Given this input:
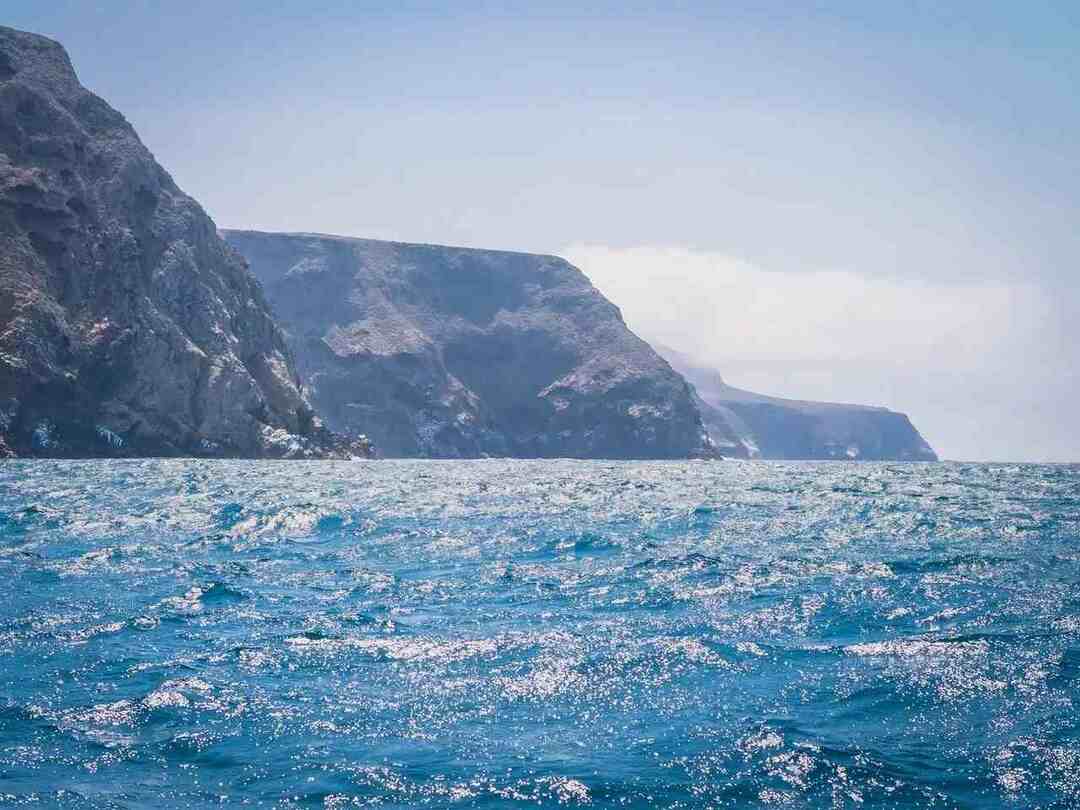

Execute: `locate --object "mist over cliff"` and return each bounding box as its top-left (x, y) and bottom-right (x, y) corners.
top-left (657, 345), bottom-right (937, 462)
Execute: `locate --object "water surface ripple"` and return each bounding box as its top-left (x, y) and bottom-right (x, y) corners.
top-left (1, 460), bottom-right (1079, 808)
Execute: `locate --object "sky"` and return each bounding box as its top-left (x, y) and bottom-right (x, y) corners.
top-left (7, 1), bottom-right (1079, 461)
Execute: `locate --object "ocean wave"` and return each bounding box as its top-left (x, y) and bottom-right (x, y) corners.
top-left (1, 459), bottom-right (1078, 807)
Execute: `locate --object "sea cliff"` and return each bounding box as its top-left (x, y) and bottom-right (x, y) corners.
top-left (226, 230), bottom-right (718, 459)
top-left (0, 27), bottom-right (367, 458)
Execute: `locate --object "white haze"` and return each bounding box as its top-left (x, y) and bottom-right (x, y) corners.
top-left (565, 244), bottom-right (1064, 462)
top-left (11, 3), bottom-right (1077, 461)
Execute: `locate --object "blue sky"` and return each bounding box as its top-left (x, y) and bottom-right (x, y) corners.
top-left (7, 1), bottom-right (1079, 460)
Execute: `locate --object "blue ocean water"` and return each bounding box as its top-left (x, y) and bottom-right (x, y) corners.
top-left (1, 460), bottom-right (1079, 809)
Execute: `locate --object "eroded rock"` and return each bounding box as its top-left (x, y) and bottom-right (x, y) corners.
top-left (226, 231), bottom-right (719, 459)
top-left (0, 27), bottom-right (369, 458)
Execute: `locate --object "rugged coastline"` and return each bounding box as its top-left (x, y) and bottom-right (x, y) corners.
top-left (0, 24), bottom-right (936, 462)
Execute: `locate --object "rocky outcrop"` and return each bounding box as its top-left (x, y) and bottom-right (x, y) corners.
top-left (657, 345), bottom-right (938, 461)
top-left (225, 230), bottom-right (718, 459)
top-left (0, 26), bottom-right (369, 458)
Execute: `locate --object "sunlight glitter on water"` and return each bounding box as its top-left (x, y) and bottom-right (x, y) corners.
top-left (1, 459), bottom-right (1079, 807)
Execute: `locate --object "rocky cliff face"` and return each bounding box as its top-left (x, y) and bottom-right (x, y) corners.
top-left (225, 230), bottom-right (717, 459)
top-left (657, 346), bottom-right (938, 461)
top-left (0, 27), bottom-right (367, 458)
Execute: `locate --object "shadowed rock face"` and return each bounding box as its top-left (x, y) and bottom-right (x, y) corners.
top-left (657, 346), bottom-right (938, 461)
top-left (0, 27), bottom-right (368, 458)
top-left (225, 230), bottom-right (719, 459)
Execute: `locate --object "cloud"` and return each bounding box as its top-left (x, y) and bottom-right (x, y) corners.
top-left (563, 244), bottom-right (1060, 461)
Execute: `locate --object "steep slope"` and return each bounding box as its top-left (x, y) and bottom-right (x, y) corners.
top-left (657, 345), bottom-right (938, 461)
top-left (0, 27), bottom-right (366, 458)
top-left (225, 230), bottom-right (722, 459)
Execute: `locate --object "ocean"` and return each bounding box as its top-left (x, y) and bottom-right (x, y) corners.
top-left (1, 459), bottom-right (1078, 808)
